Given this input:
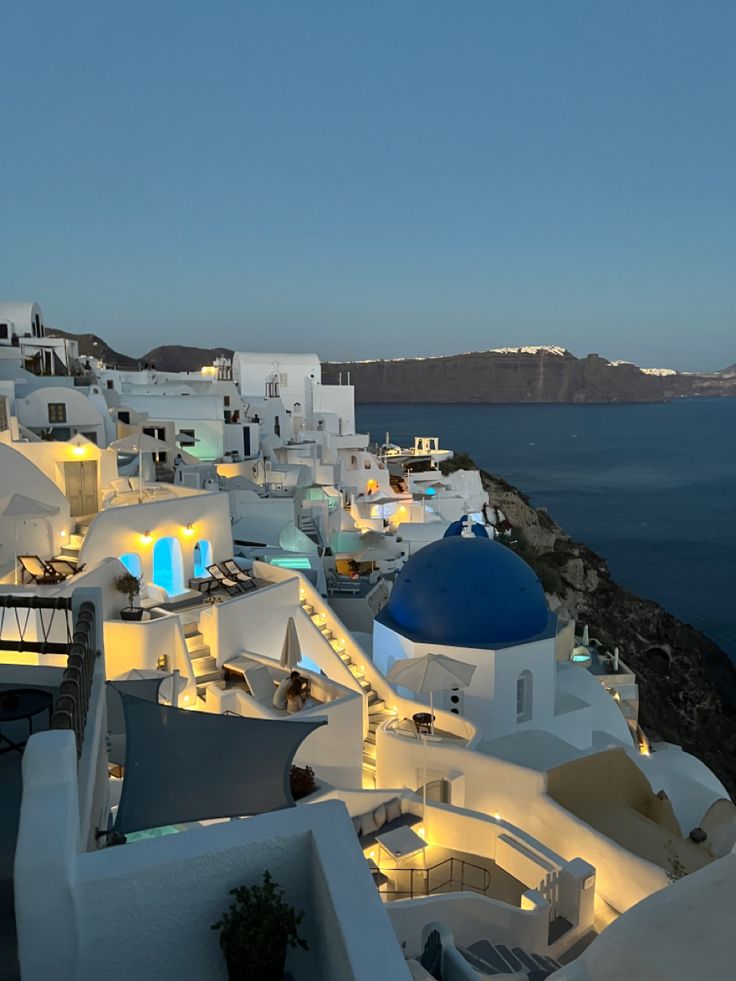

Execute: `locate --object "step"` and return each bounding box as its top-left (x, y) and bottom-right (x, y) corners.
top-left (185, 632), bottom-right (205, 651)
top-left (191, 654), bottom-right (217, 677)
top-left (365, 731), bottom-right (376, 746)
top-left (75, 522), bottom-right (91, 536)
top-left (183, 621), bottom-right (201, 637)
top-left (363, 742), bottom-right (376, 761)
top-left (362, 753), bottom-right (376, 770)
top-left (338, 652), bottom-right (352, 663)
top-left (69, 533), bottom-right (85, 549)
top-left (368, 698), bottom-right (387, 713)
top-left (61, 544), bottom-right (81, 559)
top-left (348, 664), bottom-right (364, 679)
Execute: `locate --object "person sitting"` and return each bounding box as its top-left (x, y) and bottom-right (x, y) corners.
top-left (273, 670), bottom-right (300, 710)
top-left (286, 674), bottom-right (310, 715)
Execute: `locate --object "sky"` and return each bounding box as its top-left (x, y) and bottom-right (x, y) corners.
top-left (1, 1), bottom-right (734, 370)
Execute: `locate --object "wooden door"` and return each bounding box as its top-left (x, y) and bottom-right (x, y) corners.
top-left (64, 461), bottom-right (98, 517)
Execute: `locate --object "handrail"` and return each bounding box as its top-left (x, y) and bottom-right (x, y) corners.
top-left (50, 600), bottom-right (98, 759)
top-left (380, 857), bottom-right (491, 899)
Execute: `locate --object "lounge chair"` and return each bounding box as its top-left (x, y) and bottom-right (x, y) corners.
top-left (17, 555), bottom-right (64, 585)
top-left (47, 559), bottom-right (85, 579)
top-left (326, 570), bottom-right (361, 595)
top-left (220, 560), bottom-right (257, 592)
top-left (206, 565), bottom-right (244, 595)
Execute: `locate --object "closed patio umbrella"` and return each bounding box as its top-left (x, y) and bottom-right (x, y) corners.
top-left (280, 616), bottom-right (301, 670)
top-left (387, 653), bottom-right (476, 818)
top-left (110, 433), bottom-right (170, 501)
top-left (0, 494), bottom-right (60, 584)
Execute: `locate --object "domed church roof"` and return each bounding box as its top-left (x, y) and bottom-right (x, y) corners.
top-left (376, 535), bottom-right (552, 649)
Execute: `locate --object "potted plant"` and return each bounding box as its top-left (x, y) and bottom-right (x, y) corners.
top-left (212, 871), bottom-right (308, 980)
top-left (114, 572), bottom-right (143, 621)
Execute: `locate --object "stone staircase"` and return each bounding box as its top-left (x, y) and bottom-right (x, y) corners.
top-left (58, 517), bottom-right (92, 564)
top-left (182, 618), bottom-right (221, 694)
top-left (298, 513), bottom-right (320, 543)
top-left (300, 596), bottom-right (391, 788)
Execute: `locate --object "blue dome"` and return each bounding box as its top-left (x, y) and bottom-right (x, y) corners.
top-left (444, 518), bottom-right (489, 539)
top-left (377, 535), bottom-right (551, 648)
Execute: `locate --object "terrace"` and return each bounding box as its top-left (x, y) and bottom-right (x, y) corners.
top-left (0, 593), bottom-right (103, 981)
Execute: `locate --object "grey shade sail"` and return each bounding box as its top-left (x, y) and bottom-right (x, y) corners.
top-left (106, 679), bottom-right (165, 766)
top-left (112, 691), bottom-right (326, 834)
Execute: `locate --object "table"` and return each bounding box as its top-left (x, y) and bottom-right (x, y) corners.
top-left (0, 688), bottom-right (54, 754)
top-left (412, 712), bottom-right (435, 735)
top-left (376, 825), bottom-right (427, 862)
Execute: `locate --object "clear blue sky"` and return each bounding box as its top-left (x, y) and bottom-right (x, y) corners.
top-left (1, 1), bottom-right (733, 369)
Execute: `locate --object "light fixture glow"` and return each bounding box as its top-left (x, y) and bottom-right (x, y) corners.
top-left (140, 531), bottom-right (153, 544)
top-left (183, 523), bottom-right (194, 536)
top-left (60, 530), bottom-right (67, 538)
top-left (73, 444), bottom-right (85, 456)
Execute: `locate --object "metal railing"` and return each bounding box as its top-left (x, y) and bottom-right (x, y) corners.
top-left (50, 601), bottom-right (98, 758)
top-left (380, 856), bottom-right (491, 899)
top-left (0, 595), bottom-right (73, 655)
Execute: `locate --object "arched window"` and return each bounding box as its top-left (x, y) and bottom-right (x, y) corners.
top-left (516, 670), bottom-right (533, 723)
top-left (152, 537), bottom-right (185, 596)
top-left (193, 539), bottom-right (212, 579)
top-left (119, 553), bottom-right (142, 578)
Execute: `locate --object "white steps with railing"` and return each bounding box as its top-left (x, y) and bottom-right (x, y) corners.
top-left (300, 594), bottom-right (390, 787)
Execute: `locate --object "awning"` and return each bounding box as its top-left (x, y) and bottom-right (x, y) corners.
top-left (112, 691), bottom-right (326, 834)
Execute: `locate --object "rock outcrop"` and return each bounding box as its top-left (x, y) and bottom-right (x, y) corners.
top-left (481, 467), bottom-right (736, 797)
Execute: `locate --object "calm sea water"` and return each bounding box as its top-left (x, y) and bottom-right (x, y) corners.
top-left (356, 399), bottom-right (736, 659)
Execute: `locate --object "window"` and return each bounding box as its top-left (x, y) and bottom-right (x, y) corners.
top-left (224, 395), bottom-right (230, 406)
top-left (48, 402), bottom-right (67, 423)
top-left (516, 670), bottom-right (533, 722)
top-left (279, 372), bottom-right (288, 387)
top-left (117, 410), bottom-right (130, 424)
top-left (0, 324), bottom-right (8, 340)
top-left (106, 379), bottom-right (114, 389)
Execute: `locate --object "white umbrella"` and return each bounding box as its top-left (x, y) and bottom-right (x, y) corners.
top-left (0, 494), bottom-right (60, 584)
top-left (112, 668), bottom-right (187, 706)
top-left (387, 653), bottom-right (476, 818)
top-left (111, 433), bottom-right (170, 501)
top-left (280, 616), bottom-right (301, 670)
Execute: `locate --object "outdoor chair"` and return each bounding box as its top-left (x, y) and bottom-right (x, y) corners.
top-left (220, 560), bottom-right (257, 592)
top-left (47, 559), bottom-right (85, 579)
top-left (17, 555), bottom-right (64, 585)
top-left (206, 565), bottom-right (244, 595)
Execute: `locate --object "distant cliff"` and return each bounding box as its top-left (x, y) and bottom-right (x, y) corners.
top-left (48, 330), bottom-right (735, 402)
top-left (478, 463), bottom-right (736, 796)
top-left (323, 348), bottom-right (736, 403)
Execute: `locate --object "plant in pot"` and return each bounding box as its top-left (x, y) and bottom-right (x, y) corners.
top-left (114, 572), bottom-right (143, 621)
top-left (212, 870), bottom-right (308, 980)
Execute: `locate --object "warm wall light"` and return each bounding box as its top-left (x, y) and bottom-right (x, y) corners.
top-left (183, 523), bottom-right (194, 536)
top-left (140, 531), bottom-right (153, 544)
top-left (60, 530), bottom-right (67, 538)
top-left (73, 444), bottom-right (85, 456)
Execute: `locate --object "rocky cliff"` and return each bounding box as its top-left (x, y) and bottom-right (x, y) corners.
top-left (475, 462), bottom-right (736, 796)
top-left (323, 348), bottom-right (736, 403)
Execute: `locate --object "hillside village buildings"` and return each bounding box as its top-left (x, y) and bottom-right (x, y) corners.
top-left (0, 301), bottom-right (734, 980)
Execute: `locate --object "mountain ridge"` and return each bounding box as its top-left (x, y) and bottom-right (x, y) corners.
top-left (47, 327), bottom-right (735, 402)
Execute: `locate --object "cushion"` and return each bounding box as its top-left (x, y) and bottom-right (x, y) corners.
top-left (243, 665), bottom-right (275, 704)
top-left (352, 815), bottom-right (363, 836)
top-left (385, 798), bottom-right (402, 822)
top-left (360, 810), bottom-right (379, 836)
top-left (372, 804), bottom-right (387, 830)
top-left (111, 478), bottom-right (130, 494)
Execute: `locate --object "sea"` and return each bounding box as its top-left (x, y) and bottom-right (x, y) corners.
top-left (356, 398), bottom-right (736, 661)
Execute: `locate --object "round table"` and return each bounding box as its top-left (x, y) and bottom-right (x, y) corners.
top-left (0, 688), bottom-right (54, 754)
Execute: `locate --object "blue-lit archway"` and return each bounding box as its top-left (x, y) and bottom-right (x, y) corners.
top-left (193, 539), bottom-right (212, 579)
top-left (152, 536), bottom-right (185, 596)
